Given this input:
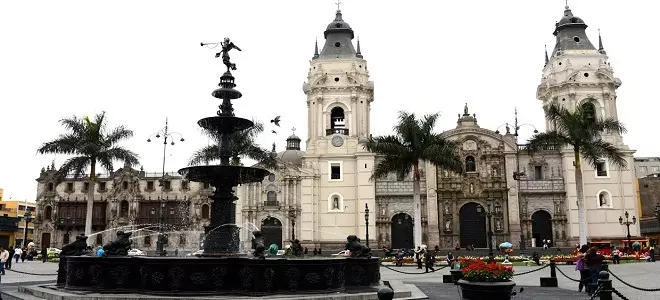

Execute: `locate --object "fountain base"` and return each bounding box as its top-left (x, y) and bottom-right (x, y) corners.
top-left (56, 256), bottom-right (380, 296)
top-left (202, 224), bottom-right (241, 255)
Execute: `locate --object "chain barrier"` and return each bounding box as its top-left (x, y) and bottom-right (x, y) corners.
top-left (607, 270), bottom-right (660, 292)
top-left (588, 285), bottom-right (602, 300)
top-left (7, 268), bottom-right (58, 276)
top-left (381, 264), bottom-right (449, 275)
top-left (512, 264), bottom-right (549, 276)
top-left (611, 287), bottom-right (631, 300)
top-left (554, 266), bottom-right (598, 283)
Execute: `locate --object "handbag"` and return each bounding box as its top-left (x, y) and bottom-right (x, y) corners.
top-left (575, 257), bottom-right (585, 270)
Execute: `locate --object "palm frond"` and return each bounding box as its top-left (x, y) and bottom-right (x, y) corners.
top-left (189, 145), bottom-right (221, 166)
top-left (580, 139), bottom-right (627, 169)
top-left (56, 156), bottom-right (92, 180)
top-left (362, 135), bottom-right (408, 157)
top-left (37, 133), bottom-right (80, 155)
top-left (372, 156), bottom-right (411, 181)
top-left (526, 131), bottom-right (571, 152)
top-left (104, 126), bottom-right (135, 146)
top-left (422, 136), bottom-right (463, 174)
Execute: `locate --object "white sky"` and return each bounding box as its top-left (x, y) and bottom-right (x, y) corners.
top-left (0, 0), bottom-right (657, 201)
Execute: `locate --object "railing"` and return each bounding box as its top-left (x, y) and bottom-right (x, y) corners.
top-left (263, 201), bottom-right (279, 207)
top-left (56, 217), bottom-right (106, 227)
top-left (517, 144), bottom-right (560, 151)
top-left (597, 170), bottom-right (608, 177)
top-left (518, 179), bottom-right (565, 193)
top-left (326, 128), bottom-right (349, 136)
top-left (136, 217), bottom-right (190, 227)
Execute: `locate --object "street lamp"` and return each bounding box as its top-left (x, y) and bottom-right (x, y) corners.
top-left (485, 199), bottom-right (494, 263)
top-left (148, 118), bottom-right (184, 257)
top-left (495, 108), bottom-right (538, 255)
top-left (288, 209), bottom-right (297, 241)
top-left (23, 208), bottom-right (33, 248)
top-left (365, 203), bottom-right (370, 248)
top-left (619, 211), bottom-right (637, 252)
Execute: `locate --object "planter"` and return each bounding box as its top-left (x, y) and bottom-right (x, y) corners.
top-left (458, 280), bottom-right (516, 300)
top-left (450, 270), bottom-right (463, 284)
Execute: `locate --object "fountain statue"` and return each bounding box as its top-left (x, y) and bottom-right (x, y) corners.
top-left (53, 38), bottom-right (380, 296)
top-left (60, 234), bottom-right (88, 256)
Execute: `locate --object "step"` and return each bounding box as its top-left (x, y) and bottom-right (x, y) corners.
top-left (2, 289), bottom-right (45, 300)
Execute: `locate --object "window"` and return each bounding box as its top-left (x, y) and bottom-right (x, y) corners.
top-left (581, 102), bottom-right (596, 122)
top-left (595, 160), bottom-right (608, 177)
top-left (639, 166), bottom-right (648, 174)
top-left (534, 166), bottom-right (543, 180)
top-left (329, 161), bottom-right (343, 181)
top-left (267, 191), bottom-right (277, 202)
top-left (99, 182), bottom-right (107, 192)
top-left (268, 174), bottom-right (276, 182)
top-left (163, 181), bottom-right (171, 190)
top-left (120, 200), bottom-right (129, 218)
top-left (63, 233), bottom-right (70, 245)
top-left (96, 234), bottom-right (103, 246)
top-left (44, 206), bottom-right (52, 220)
top-left (122, 181), bottom-right (128, 190)
top-left (201, 204), bottom-right (210, 219)
top-left (465, 156), bottom-right (476, 172)
top-left (328, 193), bottom-right (344, 212)
top-left (83, 182), bottom-right (89, 192)
top-left (144, 235), bottom-right (151, 245)
top-left (147, 181), bottom-right (155, 191)
top-left (181, 181), bottom-right (189, 190)
top-left (597, 190), bottom-right (611, 208)
top-left (47, 182), bottom-right (54, 191)
top-left (66, 182), bottom-right (74, 192)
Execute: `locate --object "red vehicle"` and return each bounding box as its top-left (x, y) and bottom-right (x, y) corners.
top-left (588, 241), bottom-right (612, 255)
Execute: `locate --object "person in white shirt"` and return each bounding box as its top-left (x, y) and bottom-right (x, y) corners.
top-left (0, 246), bottom-right (9, 275)
top-left (612, 247), bottom-right (621, 264)
top-left (13, 247), bottom-right (22, 263)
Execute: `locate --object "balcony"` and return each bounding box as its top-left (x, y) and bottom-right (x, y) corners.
top-left (326, 128), bottom-right (349, 136)
top-left (57, 217), bottom-right (85, 227)
top-left (518, 179), bottom-right (565, 194)
top-left (136, 217), bottom-right (190, 227)
top-left (0, 216), bottom-right (19, 232)
top-left (640, 218), bottom-right (660, 234)
top-left (263, 201), bottom-right (279, 207)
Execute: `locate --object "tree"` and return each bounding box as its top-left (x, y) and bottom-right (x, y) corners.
top-left (37, 112), bottom-right (140, 236)
top-left (189, 121), bottom-right (277, 169)
top-left (526, 102), bottom-right (627, 246)
top-left (363, 111), bottom-right (463, 247)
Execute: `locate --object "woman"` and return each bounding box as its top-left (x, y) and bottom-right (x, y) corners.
top-left (583, 246), bottom-right (605, 294)
top-left (576, 245), bottom-right (590, 292)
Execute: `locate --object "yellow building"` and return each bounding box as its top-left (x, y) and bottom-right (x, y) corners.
top-left (0, 188), bottom-right (35, 247)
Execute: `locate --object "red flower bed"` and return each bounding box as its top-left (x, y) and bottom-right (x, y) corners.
top-left (461, 260), bottom-right (514, 282)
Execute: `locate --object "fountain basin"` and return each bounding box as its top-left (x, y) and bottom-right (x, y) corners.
top-left (198, 116), bottom-right (253, 133)
top-left (178, 165), bottom-right (269, 186)
top-left (57, 256), bottom-right (380, 296)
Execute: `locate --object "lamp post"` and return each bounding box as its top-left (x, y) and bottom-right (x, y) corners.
top-left (495, 108), bottom-right (538, 255)
top-left (22, 208), bottom-right (33, 248)
top-left (365, 203), bottom-right (370, 248)
top-left (485, 199), bottom-right (494, 263)
top-left (619, 211), bottom-right (636, 252)
top-left (288, 209), bottom-right (297, 241)
top-left (148, 118), bottom-right (184, 257)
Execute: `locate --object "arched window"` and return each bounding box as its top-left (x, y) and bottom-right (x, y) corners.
top-left (120, 200), bottom-right (129, 218)
top-left (267, 191), bottom-right (277, 202)
top-left (44, 206), bottom-right (52, 220)
top-left (597, 190), bottom-right (612, 208)
top-left (47, 182), bottom-right (54, 191)
top-left (330, 107), bottom-right (346, 132)
top-left (465, 156), bottom-right (476, 172)
top-left (581, 102), bottom-right (596, 121)
top-left (63, 233), bottom-right (70, 245)
top-left (201, 204), bottom-right (210, 219)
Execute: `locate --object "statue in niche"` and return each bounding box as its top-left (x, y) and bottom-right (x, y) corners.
top-left (495, 219), bottom-right (502, 231)
top-left (332, 197), bottom-right (340, 210)
top-left (445, 220), bottom-right (452, 231)
top-left (444, 203), bottom-right (450, 215)
top-left (469, 183), bottom-right (474, 194)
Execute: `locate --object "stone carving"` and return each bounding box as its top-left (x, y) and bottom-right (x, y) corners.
top-left (61, 234), bottom-right (88, 256)
top-left (103, 231), bottom-right (133, 256)
top-left (495, 219), bottom-right (502, 231)
top-left (345, 235), bottom-right (371, 258)
top-left (214, 37), bottom-right (242, 71)
top-left (252, 231), bottom-right (266, 258)
top-left (444, 219), bottom-right (452, 232)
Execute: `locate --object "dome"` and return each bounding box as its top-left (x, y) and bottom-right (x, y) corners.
top-left (277, 150), bottom-right (305, 167)
top-left (324, 10), bottom-right (354, 39)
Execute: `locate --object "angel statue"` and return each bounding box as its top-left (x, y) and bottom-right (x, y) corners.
top-left (215, 37), bottom-right (242, 71)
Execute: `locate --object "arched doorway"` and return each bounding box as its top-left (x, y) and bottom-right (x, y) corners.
top-left (390, 213), bottom-right (414, 250)
top-left (41, 233), bottom-right (51, 248)
top-left (459, 202), bottom-right (487, 248)
top-left (261, 217), bottom-right (283, 249)
top-left (532, 210), bottom-right (553, 246)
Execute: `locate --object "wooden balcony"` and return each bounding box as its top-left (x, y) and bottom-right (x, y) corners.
top-left (263, 201), bottom-right (279, 207)
top-left (0, 216), bottom-right (19, 232)
top-left (518, 179), bottom-right (565, 194)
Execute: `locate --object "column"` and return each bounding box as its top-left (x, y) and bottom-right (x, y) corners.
top-left (425, 163), bottom-right (440, 248)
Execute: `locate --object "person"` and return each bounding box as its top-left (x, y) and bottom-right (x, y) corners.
top-left (6, 246), bottom-right (14, 269)
top-left (532, 252), bottom-right (540, 266)
top-left (96, 246), bottom-right (105, 257)
top-left (414, 246), bottom-right (423, 269)
top-left (0, 246), bottom-right (8, 275)
top-left (650, 244), bottom-right (656, 262)
top-left (41, 247), bottom-right (47, 263)
top-left (20, 247), bottom-right (27, 262)
top-left (584, 247), bottom-right (605, 295)
top-left (611, 247), bottom-right (620, 264)
top-left (446, 251), bottom-right (455, 269)
top-left (424, 250), bottom-right (435, 273)
top-left (174, 248), bottom-right (179, 257)
top-left (13, 246), bottom-right (22, 263)
top-left (313, 248), bottom-right (318, 255)
top-left (395, 249), bottom-right (405, 267)
top-left (576, 244), bottom-right (590, 292)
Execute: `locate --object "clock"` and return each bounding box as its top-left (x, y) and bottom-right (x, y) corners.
top-left (331, 135), bottom-right (344, 147)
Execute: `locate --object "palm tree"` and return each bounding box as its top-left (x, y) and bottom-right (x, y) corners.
top-left (189, 121), bottom-right (277, 169)
top-left (363, 111), bottom-right (464, 247)
top-left (37, 112), bottom-right (140, 236)
top-left (526, 103), bottom-right (627, 246)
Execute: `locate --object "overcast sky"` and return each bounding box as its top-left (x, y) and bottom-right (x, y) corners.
top-left (0, 0), bottom-right (657, 201)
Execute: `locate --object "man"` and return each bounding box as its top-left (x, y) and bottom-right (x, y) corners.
top-left (424, 250), bottom-right (436, 273)
top-left (6, 246), bottom-right (14, 269)
top-left (611, 247), bottom-right (621, 264)
top-left (13, 246), bottom-right (22, 263)
top-left (0, 246), bottom-right (9, 275)
top-left (650, 244), bottom-right (656, 262)
top-left (41, 247), bottom-right (48, 263)
top-left (414, 246), bottom-right (423, 269)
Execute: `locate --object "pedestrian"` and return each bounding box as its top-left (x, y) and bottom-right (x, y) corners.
top-left (303, 247), bottom-right (308, 255)
top-left (20, 247), bottom-right (27, 262)
top-left (0, 246), bottom-right (8, 275)
top-left (650, 244), bottom-right (656, 262)
top-left (13, 247), bottom-right (22, 263)
top-left (7, 246), bottom-right (14, 269)
top-left (96, 246), bottom-right (105, 257)
top-left (532, 252), bottom-right (540, 266)
top-left (313, 248), bottom-right (318, 255)
top-left (174, 248), bottom-right (179, 257)
top-left (41, 247), bottom-right (47, 263)
top-left (414, 246), bottom-right (423, 269)
top-left (446, 251), bottom-right (454, 268)
top-left (424, 250), bottom-right (435, 273)
top-left (611, 247), bottom-right (620, 264)
top-left (584, 246), bottom-right (605, 295)
top-left (575, 245), bottom-right (590, 292)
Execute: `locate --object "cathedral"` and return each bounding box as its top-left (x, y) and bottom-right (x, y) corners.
top-left (33, 4), bottom-right (640, 252)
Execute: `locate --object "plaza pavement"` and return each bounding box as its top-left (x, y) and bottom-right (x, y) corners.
top-left (2, 260), bottom-right (659, 299)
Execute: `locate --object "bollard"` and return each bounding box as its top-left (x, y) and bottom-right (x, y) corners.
top-left (377, 287), bottom-right (395, 300)
top-left (597, 270), bottom-right (613, 300)
top-left (539, 261), bottom-right (558, 287)
top-left (601, 260), bottom-right (609, 271)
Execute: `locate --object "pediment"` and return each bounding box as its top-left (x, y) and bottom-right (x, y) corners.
top-left (441, 128), bottom-right (517, 152)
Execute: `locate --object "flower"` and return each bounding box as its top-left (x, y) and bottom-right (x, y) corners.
top-left (461, 260), bottom-right (513, 282)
